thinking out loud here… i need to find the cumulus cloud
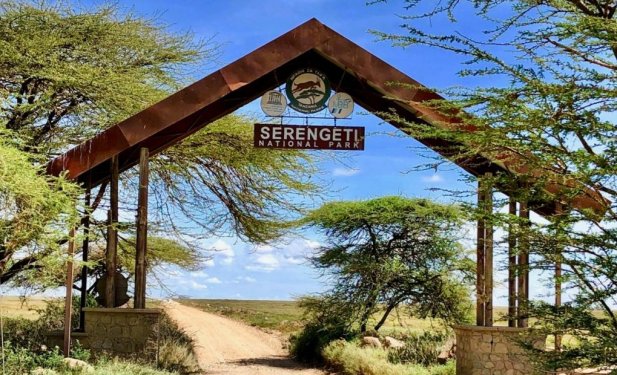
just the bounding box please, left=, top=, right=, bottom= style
left=205, top=277, right=222, bottom=284
left=235, top=276, right=257, bottom=283
left=190, top=281, right=208, bottom=290
left=332, top=167, right=360, bottom=177
left=421, top=174, right=444, bottom=183
left=209, top=239, right=235, bottom=265
left=246, top=254, right=280, bottom=272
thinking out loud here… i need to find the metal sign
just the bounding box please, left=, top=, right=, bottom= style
left=260, top=90, right=287, bottom=116
left=285, top=68, right=331, bottom=114
left=328, top=92, right=354, bottom=118
left=254, top=124, right=364, bottom=150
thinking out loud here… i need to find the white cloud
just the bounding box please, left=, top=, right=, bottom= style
left=246, top=254, right=280, bottom=272
left=421, top=174, right=444, bottom=183
left=255, top=244, right=274, bottom=253
left=235, top=276, right=256, bottom=283
left=285, top=256, right=305, bottom=265
left=190, top=281, right=208, bottom=290
left=203, top=259, right=215, bottom=267
left=205, top=277, right=222, bottom=284
left=207, top=239, right=235, bottom=265
left=332, top=167, right=360, bottom=177
left=210, top=239, right=234, bottom=257
left=189, top=271, right=208, bottom=277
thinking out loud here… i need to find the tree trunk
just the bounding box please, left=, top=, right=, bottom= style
left=374, top=303, right=396, bottom=332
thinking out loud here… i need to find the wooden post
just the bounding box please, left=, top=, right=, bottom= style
left=517, top=201, right=530, bottom=328
left=105, top=155, right=119, bottom=307
left=63, top=228, right=76, bottom=357
left=476, top=179, right=486, bottom=326
left=555, top=202, right=563, bottom=351
left=79, top=188, right=90, bottom=331
left=484, top=180, right=494, bottom=327
left=134, top=148, right=149, bottom=309
left=508, top=198, right=518, bottom=328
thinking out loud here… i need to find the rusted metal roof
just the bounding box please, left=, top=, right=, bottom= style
left=46, top=18, right=606, bottom=217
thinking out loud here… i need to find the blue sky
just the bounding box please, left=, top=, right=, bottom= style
left=68, top=1, right=555, bottom=304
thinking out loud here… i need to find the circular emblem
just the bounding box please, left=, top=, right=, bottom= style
left=260, top=90, right=287, bottom=116
left=285, top=68, right=331, bottom=114
left=328, top=92, right=354, bottom=118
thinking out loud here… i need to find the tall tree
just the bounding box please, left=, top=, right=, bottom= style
left=0, top=1, right=321, bottom=288
left=371, top=0, right=617, bottom=371
left=298, top=196, right=473, bottom=333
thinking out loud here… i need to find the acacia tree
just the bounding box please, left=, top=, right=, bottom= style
left=372, top=0, right=617, bottom=371
left=0, top=1, right=320, bottom=289
left=299, top=196, right=473, bottom=333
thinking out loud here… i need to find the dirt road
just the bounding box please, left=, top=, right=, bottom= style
left=162, top=301, right=327, bottom=375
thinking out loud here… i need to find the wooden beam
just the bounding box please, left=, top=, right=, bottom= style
left=555, top=202, right=563, bottom=351
left=79, top=188, right=90, bottom=331
left=517, top=201, right=530, bottom=328
left=476, top=179, right=486, bottom=326
left=484, top=179, right=494, bottom=327
left=105, top=155, right=119, bottom=307
left=508, top=198, right=518, bottom=328
left=63, top=228, right=76, bottom=357
left=134, top=148, right=149, bottom=309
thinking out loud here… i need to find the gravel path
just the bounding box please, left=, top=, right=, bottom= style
left=162, top=301, right=328, bottom=375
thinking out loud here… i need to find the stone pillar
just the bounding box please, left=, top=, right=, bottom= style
left=454, top=325, right=545, bottom=375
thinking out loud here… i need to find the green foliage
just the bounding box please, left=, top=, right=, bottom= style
left=290, top=319, right=356, bottom=364
left=371, top=0, right=617, bottom=371
left=298, top=196, right=473, bottom=333
left=322, top=340, right=455, bottom=375
left=387, top=332, right=450, bottom=366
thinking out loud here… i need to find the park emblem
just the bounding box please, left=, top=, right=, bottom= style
left=285, top=68, right=331, bottom=114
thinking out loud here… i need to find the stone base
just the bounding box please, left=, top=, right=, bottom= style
left=454, top=325, right=545, bottom=375
left=48, top=308, right=161, bottom=357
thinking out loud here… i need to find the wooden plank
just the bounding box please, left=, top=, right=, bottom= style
left=63, top=228, right=76, bottom=357
left=508, top=198, right=518, bottom=327
left=476, top=179, right=486, bottom=326
left=484, top=176, right=494, bottom=327
left=517, top=201, right=530, bottom=328
left=134, top=148, right=149, bottom=309
left=105, top=155, right=119, bottom=307
left=79, top=188, right=90, bottom=331
left=555, top=202, right=563, bottom=351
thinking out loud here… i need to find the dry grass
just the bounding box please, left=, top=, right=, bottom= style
left=0, top=296, right=48, bottom=320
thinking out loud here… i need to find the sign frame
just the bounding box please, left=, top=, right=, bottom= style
left=254, top=124, right=365, bottom=151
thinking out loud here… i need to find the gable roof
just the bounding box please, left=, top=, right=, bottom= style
left=46, top=18, right=606, bottom=217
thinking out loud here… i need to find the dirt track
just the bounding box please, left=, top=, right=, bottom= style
left=163, top=301, right=327, bottom=375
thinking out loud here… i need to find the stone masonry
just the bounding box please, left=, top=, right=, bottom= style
left=454, top=325, right=545, bottom=375
left=47, top=307, right=161, bottom=357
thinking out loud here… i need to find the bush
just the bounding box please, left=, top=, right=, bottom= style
left=290, top=321, right=356, bottom=364
left=388, top=332, right=450, bottom=366
left=323, top=340, right=455, bottom=375
left=155, top=313, right=201, bottom=374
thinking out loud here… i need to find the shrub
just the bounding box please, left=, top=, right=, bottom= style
left=388, top=332, right=450, bottom=366
left=290, top=320, right=356, bottom=364
left=323, top=340, right=455, bottom=375
left=155, top=313, right=200, bottom=374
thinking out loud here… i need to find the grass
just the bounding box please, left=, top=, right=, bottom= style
left=0, top=296, right=47, bottom=320
left=322, top=340, right=455, bottom=375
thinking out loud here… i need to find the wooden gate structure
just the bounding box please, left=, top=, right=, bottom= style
left=47, top=19, right=606, bottom=371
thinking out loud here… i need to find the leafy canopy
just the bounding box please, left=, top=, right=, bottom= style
left=371, top=0, right=617, bottom=371
left=299, top=196, right=473, bottom=334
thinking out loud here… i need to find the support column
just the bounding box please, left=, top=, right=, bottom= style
left=79, top=187, right=91, bottom=331
left=484, top=183, right=494, bottom=327
left=105, top=155, right=119, bottom=307
left=507, top=198, right=518, bottom=328
left=476, top=174, right=494, bottom=326
left=134, top=148, right=149, bottom=309
left=63, top=228, right=76, bottom=357
left=517, top=201, right=530, bottom=328
left=476, top=181, right=486, bottom=326
left=555, top=202, right=563, bottom=351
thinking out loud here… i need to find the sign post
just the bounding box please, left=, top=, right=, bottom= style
left=254, top=124, right=364, bottom=151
